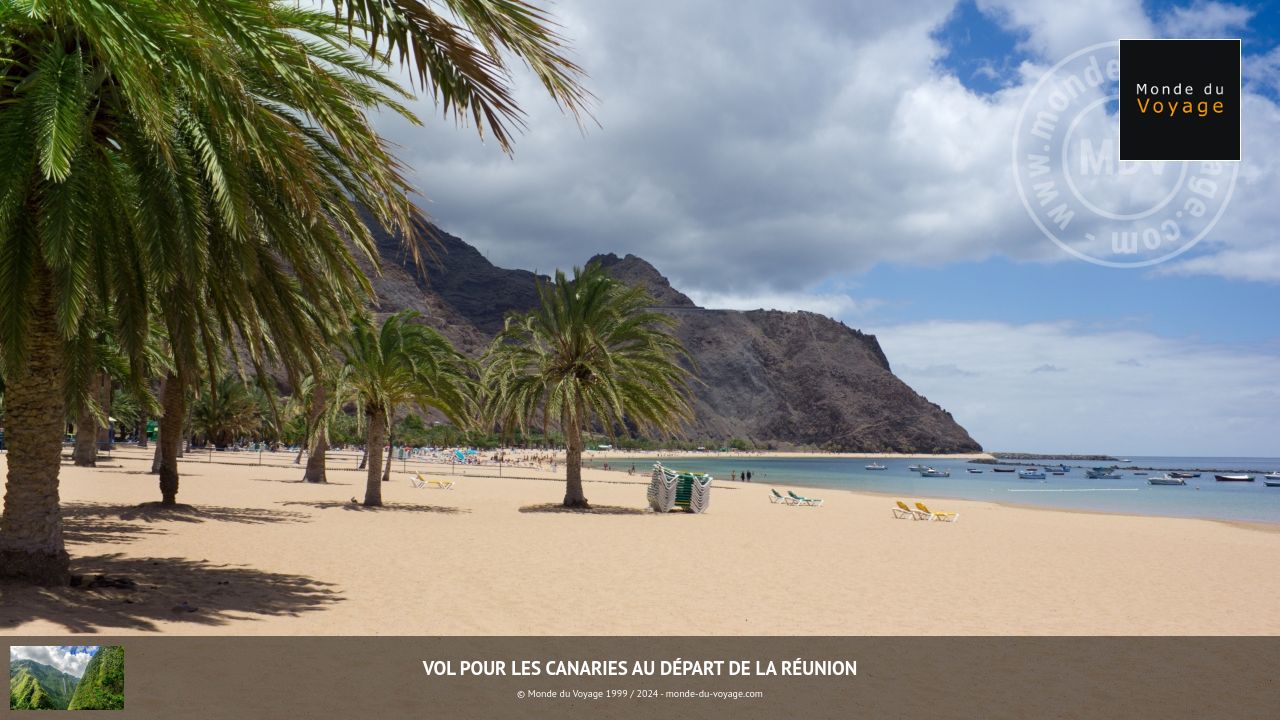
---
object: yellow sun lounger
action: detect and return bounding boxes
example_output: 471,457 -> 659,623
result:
412,473 -> 455,490
915,502 -> 958,522
893,500 -> 919,519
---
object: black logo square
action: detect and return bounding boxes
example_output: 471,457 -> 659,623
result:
1119,39 -> 1240,161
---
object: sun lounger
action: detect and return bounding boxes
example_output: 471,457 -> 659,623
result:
769,489 -> 794,505
414,473 -> 455,490
409,474 -> 426,489
893,500 -> 918,519
787,490 -> 824,507
915,502 -> 958,522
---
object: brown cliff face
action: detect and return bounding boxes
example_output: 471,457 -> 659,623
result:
369,225 -> 981,453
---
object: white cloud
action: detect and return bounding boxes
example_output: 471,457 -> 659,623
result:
10,646 -> 98,679
1159,1 -> 1254,37
979,0 -> 1154,58
684,289 -> 883,318
375,0 -> 1280,288
875,320 -> 1280,455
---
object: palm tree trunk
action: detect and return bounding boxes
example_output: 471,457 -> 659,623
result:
362,408 -> 386,506
157,372 -> 186,506
72,408 -> 97,467
304,434 -> 329,484
0,262 -> 70,584
136,414 -> 149,448
381,418 -> 394,483
95,374 -> 112,453
303,383 -> 328,484
563,416 -> 588,508
151,431 -> 162,472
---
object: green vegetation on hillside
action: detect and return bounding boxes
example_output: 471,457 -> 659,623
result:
9,659 -> 79,710
66,647 -> 124,711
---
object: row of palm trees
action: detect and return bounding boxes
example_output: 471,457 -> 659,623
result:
0,0 -> 601,586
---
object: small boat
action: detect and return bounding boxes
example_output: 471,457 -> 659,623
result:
992,467 -> 1016,473
865,462 -> 886,471
1045,464 -> 1070,473
1132,472 -> 1147,476
1264,472 -> 1280,480
967,468 -> 983,474
1264,479 -> 1280,487
1086,467 -> 1123,479
1018,468 -> 1046,479
1215,474 -> 1254,482
907,464 -> 924,472
920,468 -> 950,477
1147,475 -> 1187,486
1169,471 -> 1200,479
1051,472 -> 1065,476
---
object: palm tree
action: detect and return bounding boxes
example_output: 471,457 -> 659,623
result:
0,0 -> 588,586
328,0 -> 591,152
0,3 -> 410,583
190,376 -> 263,450
483,265 -> 694,508
294,366 -> 355,484
342,311 -> 473,506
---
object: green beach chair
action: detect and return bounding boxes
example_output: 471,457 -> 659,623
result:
787,490 -> 823,507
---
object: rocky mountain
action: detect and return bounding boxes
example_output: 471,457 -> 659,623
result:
66,646 -> 124,710
367,223 -> 981,453
10,659 -> 79,710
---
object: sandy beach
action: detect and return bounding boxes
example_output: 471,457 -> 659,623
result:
2,446 -> 1278,636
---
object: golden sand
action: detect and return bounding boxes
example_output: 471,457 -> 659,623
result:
2,446 -> 1278,636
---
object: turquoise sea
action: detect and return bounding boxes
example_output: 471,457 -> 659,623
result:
586,455 -> 1280,524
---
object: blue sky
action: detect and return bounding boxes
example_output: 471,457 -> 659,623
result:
380,0 -> 1280,455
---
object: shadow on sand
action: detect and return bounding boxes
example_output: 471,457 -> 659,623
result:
59,502 -> 311,549
518,503 -> 648,516
279,500 -> 467,514
0,554 -> 342,633
63,502 -> 312,526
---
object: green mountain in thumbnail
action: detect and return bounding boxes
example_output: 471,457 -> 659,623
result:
9,659 -> 80,710
66,646 -> 125,710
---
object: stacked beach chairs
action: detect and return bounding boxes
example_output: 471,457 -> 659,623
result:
648,462 -> 712,513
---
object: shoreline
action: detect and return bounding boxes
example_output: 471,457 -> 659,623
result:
3,447 -> 1279,636
582,450 -> 995,461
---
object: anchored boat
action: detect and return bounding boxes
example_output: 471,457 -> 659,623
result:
1147,475 -> 1186,486
1215,474 -> 1254,482
1018,468 -> 1046,479
865,462 -> 886,470
1086,467 -> 1123,479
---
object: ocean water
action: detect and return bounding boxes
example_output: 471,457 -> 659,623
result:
586,455 -> 1280,524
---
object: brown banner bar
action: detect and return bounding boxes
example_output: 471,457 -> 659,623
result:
4,637 -> 1277,719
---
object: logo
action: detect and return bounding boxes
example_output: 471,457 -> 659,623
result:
1013,41 -> 1238,268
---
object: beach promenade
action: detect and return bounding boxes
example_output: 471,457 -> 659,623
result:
2,446 -> 1278,636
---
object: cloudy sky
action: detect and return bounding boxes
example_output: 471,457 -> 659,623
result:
376,0 -> 1280,456
11,646 -> 98,678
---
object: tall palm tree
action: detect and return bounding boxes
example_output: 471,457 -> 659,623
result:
0,0 -> 588,585
483,265 -> 694,508
343,311 -> 473,506
0,2 -> 409,583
